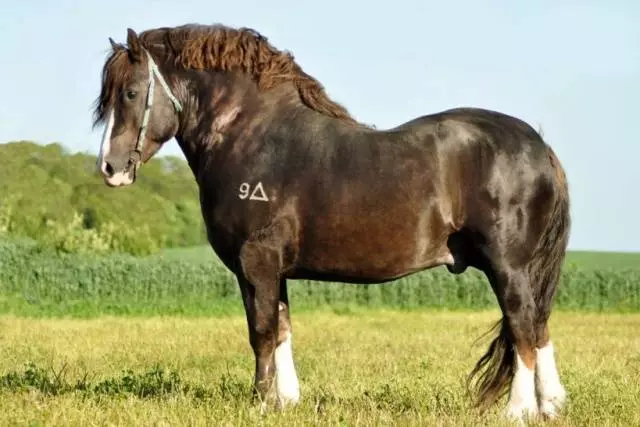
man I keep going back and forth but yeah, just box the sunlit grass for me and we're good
[0,310,638,426]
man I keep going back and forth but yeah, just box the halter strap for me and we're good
[131,50,183,165]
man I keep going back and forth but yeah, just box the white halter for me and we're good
[131,50,183,164]
[97,49,183,175]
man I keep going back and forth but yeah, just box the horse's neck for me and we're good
[174,71,303,181]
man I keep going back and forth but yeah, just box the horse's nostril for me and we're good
[104,161,115,178]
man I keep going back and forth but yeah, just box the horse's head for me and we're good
[95,29,183,187]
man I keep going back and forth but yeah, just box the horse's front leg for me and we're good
[275,288,300,407]
[237,222,300,410]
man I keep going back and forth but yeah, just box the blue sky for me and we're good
[1,0,638,252]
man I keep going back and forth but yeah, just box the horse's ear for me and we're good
[126,28,142,62]
[109,37,120,51]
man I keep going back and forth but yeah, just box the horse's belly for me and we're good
[298,207,452,280]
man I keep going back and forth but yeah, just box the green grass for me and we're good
[155,244,219,264]
[2,237,640,317]
[565,250,640,271]
[0,310,638,426]
[164,244,640,271]
[1,238,638,424]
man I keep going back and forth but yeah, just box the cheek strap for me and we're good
[130,50,183,166]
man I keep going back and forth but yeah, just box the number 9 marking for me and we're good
[239,182,250,199]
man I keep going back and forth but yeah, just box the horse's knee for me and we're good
[240,240,281,288]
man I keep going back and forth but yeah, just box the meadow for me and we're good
[0,311,638,426]
[1,238,640,425]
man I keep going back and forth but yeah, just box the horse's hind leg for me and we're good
[535,317,566,419]
[470,225,569,421]
[467,245,552,422]
[491,266,540,421]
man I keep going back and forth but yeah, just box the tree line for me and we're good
[0,140,206,255]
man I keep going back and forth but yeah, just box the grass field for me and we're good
[159,245,640,271]
[0,310,638,426]
[564,250,640,271]
[2,240,639,425]
[4,237,639,317]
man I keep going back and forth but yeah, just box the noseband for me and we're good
[130,50,183,166]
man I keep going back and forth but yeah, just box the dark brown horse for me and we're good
[94,24,570,422]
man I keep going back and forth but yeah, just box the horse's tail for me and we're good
[466,144,571,412]
[529,145,571,328]
[466,318,514,412]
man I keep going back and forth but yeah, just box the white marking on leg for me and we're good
[274,331,300,407]
[536,341,566,419]
[505,349,538,422]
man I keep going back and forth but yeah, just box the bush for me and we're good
[0,141,207,255]
[40,212,159,256]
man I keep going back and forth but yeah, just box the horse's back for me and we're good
[393,107,544,146]
[291,107,563,280]
[398,106,558,207]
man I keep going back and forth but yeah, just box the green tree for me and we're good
[0,140,206,255]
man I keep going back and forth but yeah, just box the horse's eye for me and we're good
[126,90,137,100]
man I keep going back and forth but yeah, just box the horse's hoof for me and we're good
[539,388,567,420]
[504,402,539,425]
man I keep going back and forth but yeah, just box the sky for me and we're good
[0,0,638,252]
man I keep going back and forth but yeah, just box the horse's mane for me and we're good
[93,23,357,127]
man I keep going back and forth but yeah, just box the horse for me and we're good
[93,23,571,422]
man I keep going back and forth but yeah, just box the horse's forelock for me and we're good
[93,49,133,129]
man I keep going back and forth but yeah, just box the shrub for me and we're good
[40,212,159,256]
